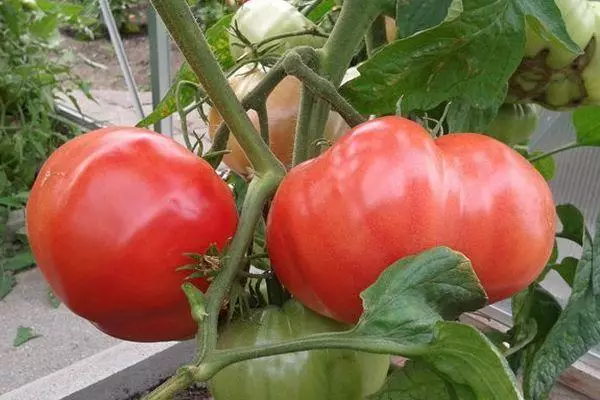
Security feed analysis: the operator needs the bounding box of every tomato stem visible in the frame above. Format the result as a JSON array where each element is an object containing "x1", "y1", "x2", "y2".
[
  {"x1": 292, "y1": 0, "x2": 386, "y2": 165},
  {"x1": 199, "y1": 332, "x2": 427, "y2": 381},
  {"x1": 198, "y1": 175, "x2": 281, "y2": 361},
  {"x1": 527, "y1": 142, "x2": 580, "y2": 163},
  {"x1": 282, "y1": 51, "x2": 366, "y2": 127},
  {"x1": 204, "y1": 63, "x2": 288, "y2": 169},
  {"x1": 144, "y1": 331, "x2": 428, "y2": 399},
  {"x1": 142, "y1": 369, "x2": 196, "y2": 400},
  {"x1": 256, "y1": 102, "x2": 270, "y2": 145},
  {"x1": 149, "y1": 0, "x2": 285, "y2": 176}
]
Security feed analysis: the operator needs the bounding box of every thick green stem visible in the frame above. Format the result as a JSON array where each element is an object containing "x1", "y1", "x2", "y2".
[
  {"x1": 293, "y1": 0, "x2": 385, "y2": 164},
  {"x1": 197, "y1": 174, "x2": 281, "y2": 362},
  {"x1": 282, "y1": 52, "x2": 365, "y2": 127},
  {"x1": 143, "y1": 331, "x2": 424, "y2": 400},
  {"x1": 256, "y1": 102, "x2": 270, "y2": 144},
  {"x1": 292, "y1": 74, "x2": 320, "y2": 165},
  {"x1": 198, "y1": 332, "x2": 426, "y2": 381},
  {"x1": 150, "y1": 0, "x2": 283, "y2": 175},
  {"x1": 205, "y1": 64, "x2": 287, "y2": 168},
  {"x1": 142, "y1": 371, "x2": 194, "y2": 400},
  {"x1": 528, "y1": 142, "x2": 581, "y2": 162},
  {"x1": 321, "y1": 0, "x2": 384, "y2": 86}
]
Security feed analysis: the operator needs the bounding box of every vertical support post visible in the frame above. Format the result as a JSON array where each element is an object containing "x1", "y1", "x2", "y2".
[{"x1": 147, "y1": 7, "x2": 174, "y2": 136}]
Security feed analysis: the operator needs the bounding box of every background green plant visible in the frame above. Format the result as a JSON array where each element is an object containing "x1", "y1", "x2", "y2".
[
  {"x1": 59, "y1": 0, "x2": 147, "y2": 40},
  {"x1": 0, "y1": 0, "x2": 90, "y2": 299}
]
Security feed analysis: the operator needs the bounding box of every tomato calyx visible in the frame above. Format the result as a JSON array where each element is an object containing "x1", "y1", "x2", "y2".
[{"x1": 508, "y1": 36, "x2": 597, "y2": 110}]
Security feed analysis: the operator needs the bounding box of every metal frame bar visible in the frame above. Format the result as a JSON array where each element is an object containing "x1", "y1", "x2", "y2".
[
  {"x1": 147, "y1": 7, "x2": 173, "y2": 136},
  {"x1": 98, "y1": 0, "x2": 145, "y2": 120}
]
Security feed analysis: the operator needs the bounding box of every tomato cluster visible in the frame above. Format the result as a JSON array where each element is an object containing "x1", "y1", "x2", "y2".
[
  {"x1": 509, "y1": 0, "x2": 600, "y2": 109},
  {"x1": 24, "y1": 0, "x2": 568, "y2": 399}
]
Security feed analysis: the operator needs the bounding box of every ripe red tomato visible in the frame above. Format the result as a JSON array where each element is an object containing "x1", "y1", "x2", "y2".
[
  {"x1": 266, "y1": 116, "x2": 556, "y2": 324},
  {"x1": 26, "y1": 127, "x2": 238, "y2": 342}
]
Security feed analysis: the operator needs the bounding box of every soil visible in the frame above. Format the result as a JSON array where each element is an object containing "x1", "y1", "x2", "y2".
[
  {"x1": 126, "y1": 380, "x2": 212, "y2": 400},
  {"x1": 59, "y1": 32, "x2": 185, "y2": 92}
]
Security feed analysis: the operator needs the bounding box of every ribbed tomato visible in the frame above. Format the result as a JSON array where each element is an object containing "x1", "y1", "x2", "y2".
[
  {"x1": 26, "y1": 127, "x2": 238, "y2": 342},
  {"x1": 266, "y1": 116, "x2": 556, "y2": 324}
]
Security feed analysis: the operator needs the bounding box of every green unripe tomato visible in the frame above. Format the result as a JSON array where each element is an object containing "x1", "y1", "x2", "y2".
[
  {"x1": 485, "y1": 103, "x2": 540, "y2": 146},
  {"x1": 582, "y1": 2, "x2": 600, "y2": 104},
  {"x1": 229, "y1": 0, "x2": 327, "y2": 61},
  {"x1": 209, "y1": 300, "x2": 390, "y2": 400},
  {"x1": 524, "y1": 0, "x2": 596, "y2": 69},
  {"x1": 509, "y1": 0, "x2": 600, "y2": 109}
]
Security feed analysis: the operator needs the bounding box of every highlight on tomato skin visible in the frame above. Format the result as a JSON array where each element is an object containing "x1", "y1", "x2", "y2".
[
  {"x1": 25, "y1": 126, "x2": 239, "y2": 342},
  {"x1": 266, "y1": 115, "x2": 556, "y2": 325}
]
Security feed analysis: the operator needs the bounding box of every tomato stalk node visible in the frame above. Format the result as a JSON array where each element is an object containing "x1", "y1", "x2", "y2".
[
  {"x1": 282, "y1": 51, "x2": 366, "y2": 127},
  {"x1": 149, "y1": 0, "x2": 285, "y2": 176}
]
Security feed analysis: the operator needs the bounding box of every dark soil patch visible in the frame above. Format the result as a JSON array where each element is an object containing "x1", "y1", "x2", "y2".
[
  {"x1": 126, "y1": 380, "x2": 212, "y2": 400},
  {"x1": 59, "y1": 33, "x2": 185, "y2": 92}
]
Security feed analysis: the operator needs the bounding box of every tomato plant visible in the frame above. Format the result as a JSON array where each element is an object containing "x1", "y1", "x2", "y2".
[
  {"x1": 485, "y1": 103, "x2": 540, "y2": 145},
  {"x1": 210, "y1": 300, "x2": 390, "y2": 400},
  {"x1": 32, "y1": 1, "x2": 600, "y2": 399},
  {"x1": 26, "y1": 127, "x2": 238, "y2": 342},
  {"x1": 207, "y1": 66, "x2": 349, "y2": 176},
  {"x1": 267, "y1": 116, "x2": 556, "y2": 324}
]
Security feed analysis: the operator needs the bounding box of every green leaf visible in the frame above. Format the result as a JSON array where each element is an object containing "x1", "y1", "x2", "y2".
[
  {"x1": 341, "y1": 0, "x2": 524, "y2": 120},
  {"x1": 2, "y1": 251, "x2": 35, "y2": 273},
  {"x1": 136, "y1": 63, "x2": 199, "y2": 128},
  {"x1": 348, "y1": 247, "x2": 520, "y2": 399},
  {"x1": 553, "y1": 256, "x2": 578, "y2": 287},
  {"x1": 508, "y1": 285, "x2": 562, "y2": 374},
  {"x1": 13, "y1": 326, "x2": 41, "y2": 347},
  {"x1": 0, "y1": 270, "x2": 16, "y2": 300},
  {"x1": 395, "y1": 0, "x2": 454, "y2": 39},
  {"x1": 354, "y1": 247, "x2": 487, "y2": 344},
  {"x1": 30, "y1": 14, "x2": 58, "y2": 39},
  {"x1": 447, "y1": 101, "x2": 497, "y2": 133},
  {"x1": 524, "y1": 214, "x2": 600, "y2": 399},
  {"x1": 368, "y1": 361, "x2": 475, "y2": 400},
  {"x1": 531, "y1": 154, "x2": 556, "y2": 182},
  {"x1": 556, "y1": 204, "x2": 585, "y2": 246},
  {"x1": 307, "y1": 0, "x2": 335, "y2": 22},
  {"x1": 136, "y1": 14, "x2": 234, "y2": 128},
  {"x1": 0, "y1": 196, "x2": 25, "y2": 208},
  {"x1": 573, "y1": 106, "x2": 600, "y2": 146},
  {"x1": 514, "y1": 0, "x2": 581, "y2": 55},
  {"x1": 421, "y1": 322, "x2": 523, "y2": 400}
]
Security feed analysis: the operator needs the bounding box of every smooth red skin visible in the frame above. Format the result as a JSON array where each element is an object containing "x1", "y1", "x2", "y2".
[
  {"x1": 26, "y1": 127, "x2": 238, "y2": 342},
  {"x1": 266, "y1": 116, "x2": 556, "y2": 324}
]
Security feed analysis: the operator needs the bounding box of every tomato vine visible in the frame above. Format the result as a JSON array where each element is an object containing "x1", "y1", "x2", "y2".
[{"x1": 24, "y1": 0, "x2": 600, "y2": 399}]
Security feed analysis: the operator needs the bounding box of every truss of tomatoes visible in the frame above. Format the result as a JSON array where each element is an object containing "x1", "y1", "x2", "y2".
[
  {"x1": 27, "y1": 115, "x2": 555, "y2": 337},
  {"x1": 26, "y1": 116, "x2": 555, "y2": 399}
]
